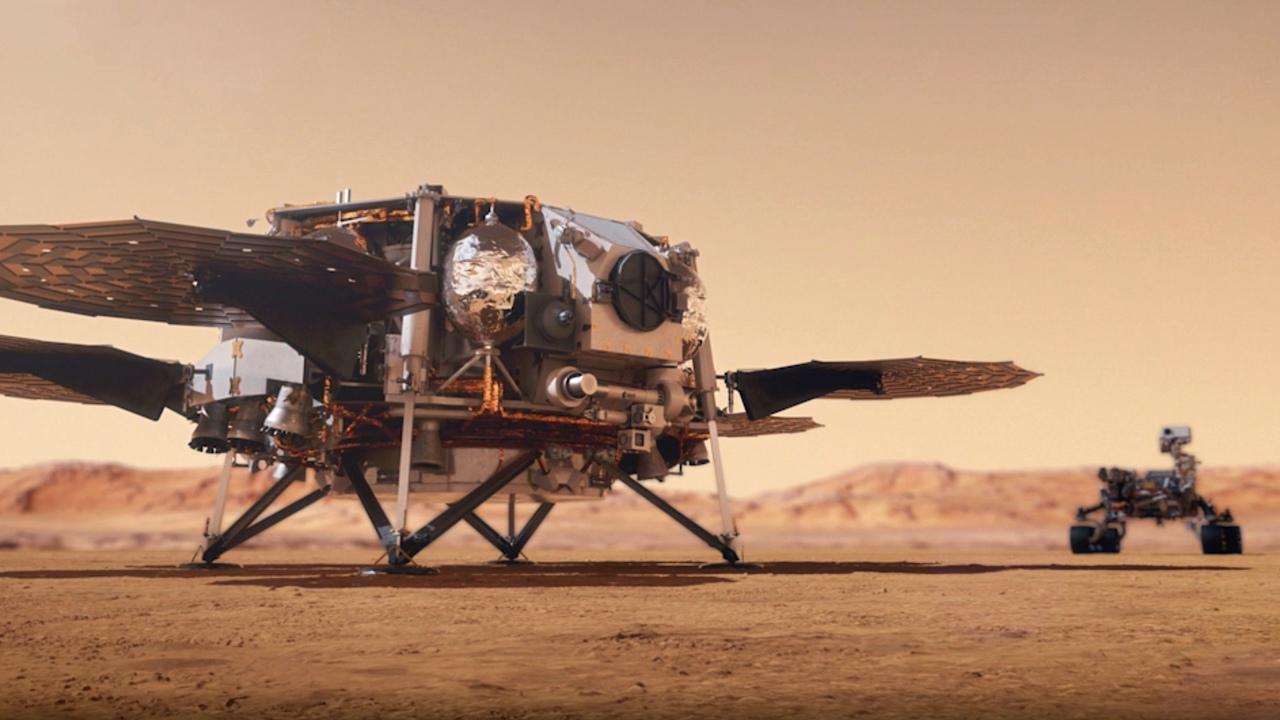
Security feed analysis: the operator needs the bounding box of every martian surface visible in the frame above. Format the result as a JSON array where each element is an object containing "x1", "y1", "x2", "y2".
[
  {"x1": 0, "y1": 548, "x2": 1277, "y2": 719},
  {"x1": 1, "y1": 462, "x2": 1277, "y2": 718}
]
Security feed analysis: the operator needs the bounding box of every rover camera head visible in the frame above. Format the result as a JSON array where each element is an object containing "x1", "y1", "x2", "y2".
[{"x1": 1159, "y1": 425, "x2": 1192, "y2": 453}]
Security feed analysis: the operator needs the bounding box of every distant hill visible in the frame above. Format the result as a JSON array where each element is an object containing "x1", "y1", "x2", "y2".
[{"x1": 1, "y1": 462, "x2": 1276, "y2": 553}]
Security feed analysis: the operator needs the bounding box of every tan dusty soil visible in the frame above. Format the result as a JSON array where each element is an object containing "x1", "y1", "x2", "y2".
[{"x1": 0, "y1": 548, "x2": 1276, "y2": 720}]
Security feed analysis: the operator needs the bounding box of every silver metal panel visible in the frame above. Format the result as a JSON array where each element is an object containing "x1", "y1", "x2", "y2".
[
  {"x1": 581, "y1": 302, "x2": 683, "y2": 363},
  {"x1": 551, "y1": 208, "x2": 655, "y2": 253},
  {"x1": 191, "y1": 338, "x2": 305, "y2": 402}
]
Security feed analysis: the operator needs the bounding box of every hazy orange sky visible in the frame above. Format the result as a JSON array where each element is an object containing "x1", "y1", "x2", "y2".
[{"x1": 0, "y1": 1, "x2": 1277, "y2": 494}]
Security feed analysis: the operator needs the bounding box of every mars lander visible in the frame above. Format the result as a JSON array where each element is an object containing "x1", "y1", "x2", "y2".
[
  {"x1": 1070, "y1": 426, "x2": 1242, "y2": 554},
  {"x1": 0, "y1": 184, "x2": 1038, "y2": 569}
]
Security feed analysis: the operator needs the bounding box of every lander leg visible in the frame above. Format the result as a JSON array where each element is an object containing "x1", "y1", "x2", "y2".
[
  {"x1": 358, "y1": 189, "x2": 443, "y2": 576},
  {"x1": 617, "y1": 474, "x2": 757, "y2": 569},
  {"x1": 186, "y1": 462, "x2": 327, "y2": 567},
  {"x1": 393, "y1": 395, "x2": 415, "y2": 540},
  {"x1": 197, "y1": 454, "x2": 235, "y2": 552},
  {"x1": 686, "y1": 338, "x2": 758, "y2": 568},
  {"x1": 462, "y1": 500, "x2": 555, "y2": 564},
  {"x1": 352, "y1": 451, "x2": 541, "y2": 574},
  {"x1": 707, "y1": 417, "x2": 737, "y2": 549},
  {"x1": 340, "y1": 454, "x2": 408, "y2": 566},
  {"x1": 397, "y1": 451, "x2": 541, "y2": 561},
  {"x1": 507, "y1": 494, "x2": 516, "y2": 542},
  {"x1": 507, "y1": 502, "x2": 554, "y2": 560},
  {"x1": 462, "y1": 512, "x2": 516, "y2": 559},
  {"x1": 186, "y1": 454, "x2": 240, "y2": 569}
]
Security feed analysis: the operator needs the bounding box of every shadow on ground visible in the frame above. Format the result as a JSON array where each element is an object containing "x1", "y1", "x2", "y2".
[{"x1": 0, "y1": 560, "x2": 1247, "y2": 589}]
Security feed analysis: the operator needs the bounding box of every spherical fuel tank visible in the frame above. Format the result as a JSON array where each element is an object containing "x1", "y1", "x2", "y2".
[{"x1": 441, "y1": 211, "x2": 539, "y2": 345}]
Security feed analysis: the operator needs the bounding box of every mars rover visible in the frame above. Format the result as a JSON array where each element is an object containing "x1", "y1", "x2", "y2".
[{"x1": 1070, "y1": 426, "x2": 1241, "y2": 554}]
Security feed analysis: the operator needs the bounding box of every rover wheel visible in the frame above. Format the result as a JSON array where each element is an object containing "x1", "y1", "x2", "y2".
[
  {"x1": 1223, "y1": 524, "x2": 1243, "y2": 554},
  {"x1": 1202, "y1": 523, "x2": 1243, "y2": 555},
  {"x1": 1069, "y1": 525, "x2": 1096, "y2": 554},
  {"x1": 1098, "y1": 526, "x2": 1123, "y2": 553}
]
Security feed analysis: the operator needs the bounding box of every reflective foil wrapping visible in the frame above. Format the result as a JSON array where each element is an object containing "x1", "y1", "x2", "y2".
[
  {"x1": 442, "y1": 222, "x2": 539, "y2": 344},
  {"x1": 678, "y1": 272, "x2": 708, "y2": 361}
]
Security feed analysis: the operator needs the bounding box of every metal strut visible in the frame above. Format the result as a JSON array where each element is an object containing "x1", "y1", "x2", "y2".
[
  {"x1": 200, "y1": 463, "x2": 322, "y2": 563},
  {"x1": 463, "y1": 501, "x2": 555, "y2": 561},
  {"x1": 617, "y1": 474, "x2": 741, "y2": 564},
  {"x1": 396, "y1": 450, "x2": 540, "y2": 564},
  {"x1": 340, "y1": 453, "x2": 402, "y2": 560},
  {"x1": 511, "y1": 502, "x2": 555, "y2": 557}
]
